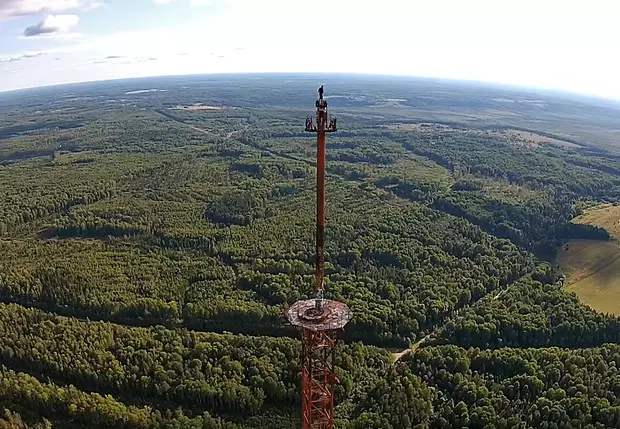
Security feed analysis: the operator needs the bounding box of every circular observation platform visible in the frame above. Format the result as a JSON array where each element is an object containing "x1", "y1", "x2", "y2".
[{"x1": 285, "y1": 299, "x2": 352, "y2": 332}]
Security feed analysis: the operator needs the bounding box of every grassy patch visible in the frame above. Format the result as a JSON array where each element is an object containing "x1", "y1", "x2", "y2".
[
  {"x1": 573, "y1": 203, "x2": 620, "y2": 240},
  {"x1": 564, "y1": 248, "x2": 620, "y2": 316},
  {"x1": 558, "y1": 204, "x2": 620, "y2": 315}
]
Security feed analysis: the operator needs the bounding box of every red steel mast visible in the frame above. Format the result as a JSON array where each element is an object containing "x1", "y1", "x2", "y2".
[
  {"x1": 313, "y1": 84, "x2": 331, "y2": 292},
  {"x1": 285, "y1": 86, "x2": 351, "y2": 429}
]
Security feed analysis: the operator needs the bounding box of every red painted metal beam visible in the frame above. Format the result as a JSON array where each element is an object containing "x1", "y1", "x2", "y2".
[{"x1": 315, "y1": 129, "x2": 326, "y2": 292}]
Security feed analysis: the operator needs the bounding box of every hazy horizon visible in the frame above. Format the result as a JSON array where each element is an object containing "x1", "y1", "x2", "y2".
[{"x1": 2, "y1": 72, "x2": 620, "y2": 109}]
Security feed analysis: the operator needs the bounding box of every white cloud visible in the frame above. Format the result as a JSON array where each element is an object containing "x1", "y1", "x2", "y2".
[
  {"x1": 0, "y1": 0, "x2": 99, "y2": 20},
  {"x1": 0, "y1": 50, "x2": 46, "y2": 62},
  {"x1": 153, "y1": 0, "x2": 211, "y2": 5},
  {"x1": 23, "y1": 13, "x2": 79, "y2": 37}
]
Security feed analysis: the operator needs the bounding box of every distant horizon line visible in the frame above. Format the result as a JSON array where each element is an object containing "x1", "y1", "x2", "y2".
[{"x1": 1, "y1": 71, "x2": 619, "y2": 105}]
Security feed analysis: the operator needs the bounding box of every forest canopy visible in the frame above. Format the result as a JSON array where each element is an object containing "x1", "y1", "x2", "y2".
[{"x1": 1, "y1": 75, "x2": 620, "y2": 427}]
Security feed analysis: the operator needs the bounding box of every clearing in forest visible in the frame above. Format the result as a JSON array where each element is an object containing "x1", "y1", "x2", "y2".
[
  {"x1": 501, "y1": 129, "x2": 580, "y2": 148},
  {"x1": 573, "y1": 203, "x2": 620, "y2": 239},
  {"x1": 387, "y1": 123, "x2": 579, "y2": 148},
  {"x1": 172, "y1": 105, "x2": 233, "y2": 111},
  {"x1": 557, "y1": 204, "x2": 620, "y2": 315}
]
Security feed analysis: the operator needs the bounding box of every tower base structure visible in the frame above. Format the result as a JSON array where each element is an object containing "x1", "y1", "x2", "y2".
[{"x1": 285, "y1": 299, "x2": 352, "y2": 429}]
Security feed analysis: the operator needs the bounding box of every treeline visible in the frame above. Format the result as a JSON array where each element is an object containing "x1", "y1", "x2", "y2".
[
  {"x1": 0, "y1": 121, "x2": 82, "y2": 139},
  {"x1": 4, "y1": 186, "x2": 535, "y2": 347},
  {"x1": 429, "y1": 191, "x2": 608, "y2": 257},
  {"x1": 0, "y1": 409, "x2": 52, "y2": 429},
  {"x1": 0, "y1": 264, "x2": 181, "y2": 327},
  {"x1": 380, "y1": 128, "x2": 620, "y2": 256},
  {"x1": 188, "y1": 202, "x2": 533, "y2": 346},
  {"x1": 403, "y1": 345, "x2": 620, "y2": 429},
  {"x1": 342, "y1": 342, "x2": 620, "y2": 428},
  {"x1": 374, "y1": 167, "x2": 575, "y2": 258},
  {"x1": 6, "y1": 300, "x2": 620, "y2": 429},
  {"x1": 387, "y1": 128, "x2": 620, "y2": 201},
  {"x1": 0, "y1": 185, "x2": 115, "y2": 235},
  {"x1": 432, "y1": 266, "x2": 620, "y2": 349},
  {"x1": 327, "y1": 146, "x2": 397, "y2": 165},
  {"x1": 349, "y1": 365, "x2": 432, "y2": 428},
  {"x1": 0, "y1": 367, "x2": 239, "y2": 429},
  {"x1": 0, "y1": 303, "x2": 390, "y2": 417}
]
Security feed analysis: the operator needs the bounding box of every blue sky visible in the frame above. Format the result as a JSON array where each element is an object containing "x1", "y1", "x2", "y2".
[{"x1": 1, "y1": 0, "x2": 620, "y2": 99}]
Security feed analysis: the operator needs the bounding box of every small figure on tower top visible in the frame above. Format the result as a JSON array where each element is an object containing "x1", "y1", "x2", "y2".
[{"x1": 318, "y1": 85, "x2": 324, "y2": 101}]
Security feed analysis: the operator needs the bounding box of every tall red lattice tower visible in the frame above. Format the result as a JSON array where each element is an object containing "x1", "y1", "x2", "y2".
[{"x1": 285, "y1": 86, "x2": 352, "y2": 429}]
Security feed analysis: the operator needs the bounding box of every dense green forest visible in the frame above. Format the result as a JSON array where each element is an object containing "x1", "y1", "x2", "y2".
[{"x1": 1, "y1": 74, "x2": 620, "y2": 427}]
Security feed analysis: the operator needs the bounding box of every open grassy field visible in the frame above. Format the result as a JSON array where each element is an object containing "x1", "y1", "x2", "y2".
[
  {"x1": 558, "y1": 205, "x2": 620, "y2": 315},
  {"x1": 502, "y1": 129, "x2": 581, "y2": 148},
  {"x1": 387, "y1": 123, "x2": 581, "y2": 149},
  {"x1": 573, "y1": 204, "x2": 620, "y2": 239}
]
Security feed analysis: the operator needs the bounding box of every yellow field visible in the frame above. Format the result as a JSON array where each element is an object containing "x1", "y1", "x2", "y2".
[
  {"x1": 502, "y1": 130, "x2": 580, "y2": 148},
  {"x1": 557, "y1": 204, "x2": 620, "y2": 315},
  {"x1": 573, "y1": 204, "x2": 620, "y2": 239}
]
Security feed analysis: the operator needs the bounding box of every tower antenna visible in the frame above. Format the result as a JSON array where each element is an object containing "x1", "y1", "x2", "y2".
[{"x1": 286, "y1": 86, "x2": 350, "y2": 429}]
